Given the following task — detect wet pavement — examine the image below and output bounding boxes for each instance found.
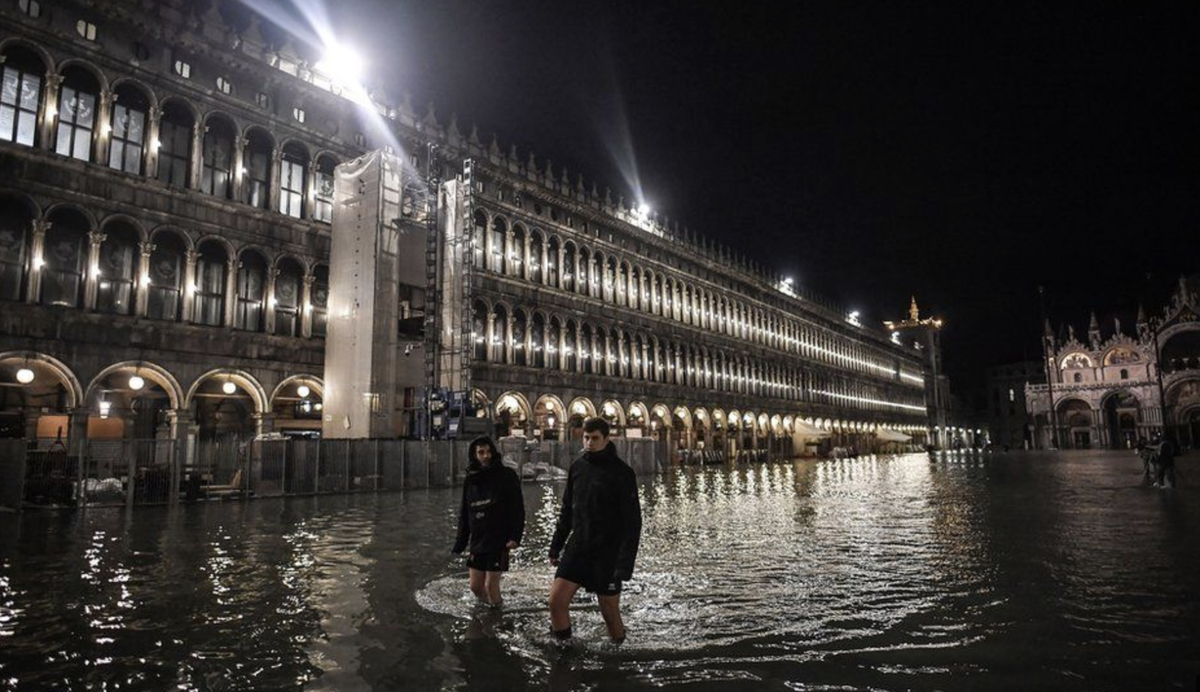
[0,450,1197,691]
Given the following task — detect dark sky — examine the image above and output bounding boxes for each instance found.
[302,0,1198,388]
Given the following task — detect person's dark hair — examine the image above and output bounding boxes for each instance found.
[467,435,502,469]
[582,416,610,437]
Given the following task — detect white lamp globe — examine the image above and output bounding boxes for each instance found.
[222,381,237,395]
[16,368,35,384]
[129,375,145,391]
[297,384,311,398]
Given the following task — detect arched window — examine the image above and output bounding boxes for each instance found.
[310,265,329,337]
[492,305,508,363]
[146,233,184,321]
[578,248,591,296]
[489,217,506,273]
[108,84,148,174]
[472,211,487,268]
[529,231,543,284]
[201,117,235,198]
[193,240,227,326]
[235,250,267,331]
[314,155,337,223]
[243,129,272,209]
[1120,368,1129,380]
[274,258,303,336]
[531,313,546,368]
[581,323,594,375]
[279,143,308,218]
[510,224,526,277]
[156,101,193,187]
[512,308,528,366]
[40,209,87,307]
[546,236,559,287]
[563,320,576,372]
[96,221,138,315]
[1073,373,1083,383]
[55,67,99,161]
[546,317,561,370]
[0,46,44,147]
[561,242,575,292]
[0,199,32,300]
[472,301,488,361]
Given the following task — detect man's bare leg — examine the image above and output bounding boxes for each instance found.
[549,577,581,635]
[484,571,503,605]
[597,594,625,642]
[468,568,488,602]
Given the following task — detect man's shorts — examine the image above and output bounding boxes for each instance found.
[466,549,510,572]
[555,553,622,595]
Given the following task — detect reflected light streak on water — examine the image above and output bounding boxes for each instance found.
[0,451,1197,691]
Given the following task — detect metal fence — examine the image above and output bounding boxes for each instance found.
[1,435,667,509]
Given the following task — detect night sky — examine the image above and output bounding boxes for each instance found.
[268,1,1199,390]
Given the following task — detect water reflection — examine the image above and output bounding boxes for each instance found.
[0,452,1196,691]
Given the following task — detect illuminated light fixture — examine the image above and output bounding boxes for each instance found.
[297,384,311,398]
[99,400,112,419]
[16,367,35,384]
[637,203,651,217]
[128,375,145,391]
[222,379,237,395]
[315,43,364,86]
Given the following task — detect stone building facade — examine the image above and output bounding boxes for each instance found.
[0,0,930,458]
[1026,277,1200,450]
[984,361,1042,449]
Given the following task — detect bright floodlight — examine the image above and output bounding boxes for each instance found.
[638,203,651,217]
[16,367,34,384]
[128,375,145,391]
[783,277,794,285]
[316,43,363,85]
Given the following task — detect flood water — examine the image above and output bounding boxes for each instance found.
[1,451,1197,691]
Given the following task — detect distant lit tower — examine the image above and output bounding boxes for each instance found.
[884,297,949,447]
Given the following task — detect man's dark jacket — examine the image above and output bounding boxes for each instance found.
[549,442,642,580]
[452,459,525,554]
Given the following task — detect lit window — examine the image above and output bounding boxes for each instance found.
[19,0,41,18]
[292,107,305,123]
[216,76,233,95]
[1008,388,1015,402]
[173,60,191,79]
[76,20,97,41]
[0,56,42,147]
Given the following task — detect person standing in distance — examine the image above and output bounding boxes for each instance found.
[548,417,642,644]
[452,436,525,607]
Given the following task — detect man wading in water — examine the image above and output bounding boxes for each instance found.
[548,417,642,645]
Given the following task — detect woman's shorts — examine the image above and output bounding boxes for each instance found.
[466,549,510,572]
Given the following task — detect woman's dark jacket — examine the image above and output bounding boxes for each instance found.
[452,460,525,555]
[549,442,642,580]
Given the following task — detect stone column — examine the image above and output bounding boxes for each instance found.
[264,267,279,334]
[504,312,514,364]
[304,160,317,220]
[144,105,161,180]
[641,341,650,381]
[268,148,283,213]
[576,325,585,373]
[167,409,194,501]
[504,229,515,276]
[556,246,565,289]
[95,90,114,166]
[224,257,240,327]
[182,249,198,323]
[134,240,154,317]
[26,219,49,304]
[486,311,496,362]
[232,135,247,202]
[190,121,205,190]
[83,230,105,310]
[541,242,550,286]
[558,324,568,372]
[523,234,532,281]
[253,412,276,437]
[300,274,314,338]
[39,72,63,152]
[67,407,90,458]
